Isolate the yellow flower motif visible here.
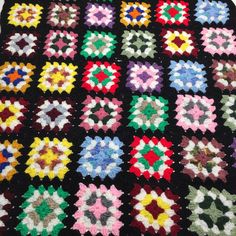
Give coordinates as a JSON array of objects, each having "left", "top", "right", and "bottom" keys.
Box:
[
  {"left": 0, "top": 62, "right": 35, "bottom": 93},
  {"left": 38, "top": 62, "right": 78, "bottom": 94},
  {"left": 0, "top": 140, "right": 23, "bottom": 181},
  {"left": 120, "top": 2, "right": 151, "bottom": 27},
  {"left": 8, "top": 3, "right": 43, "bottom": 28},
  {"left": 25, "top": 137, "right": 72, "bottom": 180}
]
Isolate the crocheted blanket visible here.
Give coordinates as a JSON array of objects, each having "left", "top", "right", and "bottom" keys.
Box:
[{"left": 0, "top": 0, "right": 236, "bottom": 236}]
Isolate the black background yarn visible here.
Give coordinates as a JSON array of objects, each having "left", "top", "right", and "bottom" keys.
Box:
[{"left": 0, "top": 0, "right": 236, "bottom": 235}]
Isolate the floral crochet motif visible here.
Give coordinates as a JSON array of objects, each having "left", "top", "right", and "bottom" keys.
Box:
[
  {"left": 33, "top": 98, "right": 74, "bottom": 132},
  {"left": 195, "top": 0, "right": 229, "bottom": 24},
  {"left": 72, "top": 183, "right": 123, "bottom": 236},
  {"left": 8, "top": 3, "right": 43, "bottom": 28},
  {"left": 128, "top": 95, "right": 169, "bottom": 132},
  {"left": 187, "top": 186, "right": 236, "bottom": 236},
  {"left": 77, "top": 136, "right": 123, "bottom": 179},
  {"left": 212, "top": 60, "right": 236, "bottom": 91},
  {"left": 0, "top": 140, "right": 23, "bottom": 181},
  {"left": 16, "top": 185, "right": 69, "bottom": 236},
  {"left": 201, "top": 27, "right": 236, "bottom": 56},
  {"left": 130, "top": 136, "right": 174, "bottom": 181},
  {"left": 126, "top": 61, "right": 163, "bottom": 93},
  {"left": 175, "top": 95, "right": 217, "bottom": 133},
  {"left": 25, "top": 137, "right": 72, "bottom": 180},
  {"left": 156, "top": 0, "right": 189, "bottom": 25},
  {"left": 120, "top": 2, "right": 151, "bottom": 27},
  {"left": 131, "top": 184, "right": 181, "bottom": 235},
  {"left": 121, "top": 30, "right": 156, "bottom": 58},
  {"left": 81, "top": 31, "right": 117, "bottom": 59},
  {"left": 4, "top": 32, "right": 38, "bottom": 58},
  {"left": 47, "top": 3, "right": 79, "bottom": 29},
  {"left": 44, "top": 30, "right": 78, "bottom": 59},
  {"left": 82, "top": 61, "right": 121, "bottom": 94},
  {"left": 80, "top": 96, "right": 122, "bottom": 132},
  {"left": 85, "top": 3, "right": 115, "bottom": 28},
  {"left": 38, "top": 62, "right": 78, "bottom": 94},
  {"left": 0, "top": 97, "right": 28, "bottom": 133},
  {"left": 169, "top": 60, "right": 207, "bottom": 93},
  {"left": 0, "top": 62, "right": 35, "bottom": 93},
  {"left": 161, "top": 29, "right": 198, "bottom": 56},
  {"left": 180, "top": 136, "right": 227, "bottom": 182},
  {"left": 221, "top": 95, "right": 236, "bottom": 131}
]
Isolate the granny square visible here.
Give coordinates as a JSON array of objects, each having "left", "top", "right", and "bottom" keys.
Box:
[
  {"left": 8, "top": 3, "right": 43, "bottom": 28},
  {"left": 201, "top": 28, "right": 236, "bottom": 56},
  {"left": 0, "top": 62, "right": 35, "bottom": 93},
  {"left": 80, "top": 96, "right": 123, "bottom": 132},
  {"left": 47, "top": 3, "right": 79, "bottom": 28},
  {"left": 128, "top": 95, "right": 169, "bottom": 132},
  {"left": 16, "top": 185, "right": 69, "bottom": 236},
  {"left": 156, "top": 0, "right": 189, "bottom": 25},
  {"left": 175, "top": 95, "right": 217, "bottom": 133},
  {"left": 126, "top": 61, "right": 163, "bottom": 93},
  {"left": 77, "top": 136, "right": 123, "bottom": 180},
  {"left": 129, "top": 136, "right": 174, "bottom": 181},
  {"left": 130, "top": 184, "right": 181, "bottom": 235},
  {"left": 25, "top": 137, "right": 72, "bottom": 180},
  {"left": 120, "top": 1, "right": 151, "bottom": 27},
  {"left": 72, "top": 183, "right": 123, "bottom": 236}
]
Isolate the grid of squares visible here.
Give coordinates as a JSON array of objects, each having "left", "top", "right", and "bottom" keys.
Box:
[{"left": 0, "top": 0, "right": 236, "bottom": 235}]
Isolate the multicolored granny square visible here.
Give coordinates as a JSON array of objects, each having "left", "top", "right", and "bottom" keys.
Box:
[
  {"left": 0, "top": 97, "right": 28, "bottom": 133},
  {"left": 121, "top": 30, "right": 156, "bottom": 58},
  {"left": 161, "top": 29, "right": 198, "bottom": 56},
  {"left": 38, "top": 62, "right": 78, "bottom": 94},
  {"left": 81, "top": 31, "right": 117, "bottom": 59},
  {"left": 128, "top": 95, "right": 169, "bottom": 132},
  {"left": 47, "top": 3, "right": 79, "bottom": 29},
  {"left": 130, "top": 184, "right": 181, "bottom": 235},
  {"left": 201, "top": 28, "right": 236, "bottom": 56},
  {"left": 16, "top": 185, "right": 69, "bottom": 236},
  {"left": 0, "top": 192, "right": 11, "bottom": 232},
  {"left": 175, "top": 95, "right": 217, "bottom": 133},
  {"left": 0, "top": 140, "right": 23, "bottom": 181},
  {"left": 180, "top": 136, "right": 227, "bottom": 182},
  {"left": 85, "top": 3, "right": 115, "bottom": 28},
  {"left": 25, "top": 137, "right": 72, "bottom": 180},
  {"left": 77, "top": 136, "right": 123, "bottom": 179},
  {"left": 212, "top": 60, "right": 236, "bottom": 91},
  {"left": 33, "top": 98, "right": 74, "bottom": 132},
  {"left": 82, "top": 61, "right": 121, "bottom": 94},
  {"left": 221, "top": 95, "right": 236, "bottom": 131},
  {"left": 231, "top": 138, "right": 236, "bottom": 168},
  {"left": 126, "top": 61, "right": 163, "bottom": 93},
  {"left": 8, "top": 3, "right": 43, "bottom": 28},
  {"left": 0, "top": 62, "right": 35, "bottom": 93},
  {"left": 187, "top": 186, "right": 236, "bottom": 236},
  {"left": 80, "top": 96, "right": 122, "bottom": 132},
  {"left": 4, "top": 32, "right": 38, "bottom": 57},
  {"left": 72, "top": 183, "right": 123, "bottom": 236},
  {"left": 195, "top": 0, "right": 229, "bottom": 24},
  {"left": 156, "top": 0, "right": 189, "bottom": 25},
  {"left": 44, "top": 30, "right": 78, "bottom": 59},
  {"left": 169, "top": 60, "right": 207, "bottom": 93},
  {"left": 130, "top": 136, "right": 174, "bottom": 181},
  {"left": 120, "top": 2, "right": 151, "bottom": 27}
]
